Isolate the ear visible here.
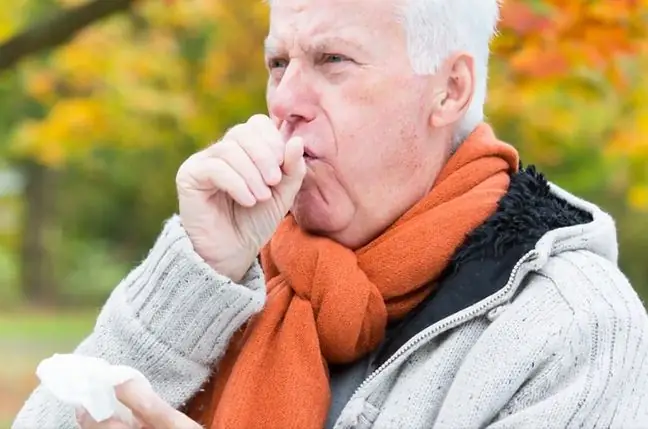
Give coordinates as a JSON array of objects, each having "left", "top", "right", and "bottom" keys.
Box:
[{"left": 429, "top": 52, "right": 475, "bottom": 128}]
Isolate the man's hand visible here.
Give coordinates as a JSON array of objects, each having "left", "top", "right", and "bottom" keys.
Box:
[
  {"left": 176, "top": 114, "right": 307, "bottom": 282},
  {"left": 75, "top": 378, "right": 201, "bottom": 429}
]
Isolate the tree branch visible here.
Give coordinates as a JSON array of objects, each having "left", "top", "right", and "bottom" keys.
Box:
[{"left": 0, "top": 0, "right": 139, "bottom": 72}]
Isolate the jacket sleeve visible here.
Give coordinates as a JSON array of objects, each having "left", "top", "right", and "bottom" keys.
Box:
[
  {"left": 485, "top": 256, "right": 648, "bottom": 429},
  {"left": 12, "top": 215, "right": 267, "bottom": 429}
]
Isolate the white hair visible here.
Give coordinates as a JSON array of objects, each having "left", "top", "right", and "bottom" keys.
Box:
[{"left": 399, "top": 0, "right": 500, "bottom": 149}]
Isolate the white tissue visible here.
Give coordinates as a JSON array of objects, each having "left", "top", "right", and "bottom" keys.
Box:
[{"left": 36, "top": 353, "right": 150, "bottom": 424}]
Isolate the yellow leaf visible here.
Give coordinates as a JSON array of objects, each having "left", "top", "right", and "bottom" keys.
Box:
[
  {"left": 200, "top": 50, "right": 232, "bottom": 92},
  {"left": 10, "top": 121, "right": 66, "bottom": 167},
  {"left": 628, "top": 185, "right": 648, "bottom": 212},
  {"left": 47, "top": 98, "right": 106, "bottom": 138},
  {"left": 36, "top": 137, "right": 66, "bottom": 167}
]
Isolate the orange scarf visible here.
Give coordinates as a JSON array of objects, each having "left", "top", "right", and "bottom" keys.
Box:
[{"left": 185, "top": 123, "right": 519, "bottom": 428}]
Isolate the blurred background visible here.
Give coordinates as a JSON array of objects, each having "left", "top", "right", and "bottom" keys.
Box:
[{"left": 0, "top": 0, "right": 646, "bottom": 426}]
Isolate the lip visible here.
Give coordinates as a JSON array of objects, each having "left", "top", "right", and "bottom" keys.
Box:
[
  {"left": 303, "top": 146, "right": 317, "bottom": 159},
  {"left": 303, "top": 153, "right": 318, "bottom": 165}
]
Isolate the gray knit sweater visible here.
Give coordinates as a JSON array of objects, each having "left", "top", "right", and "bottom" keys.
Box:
[{"left": 12, "top": 181, "right": 648, "bottom": 429}]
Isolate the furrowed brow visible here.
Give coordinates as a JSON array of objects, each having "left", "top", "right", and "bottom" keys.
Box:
[
  {"left": 310, "top": 36, "right": 367, "bottom": 55},
  {"left": 263, "top": 35, "right": 368, "bottom": 57}
]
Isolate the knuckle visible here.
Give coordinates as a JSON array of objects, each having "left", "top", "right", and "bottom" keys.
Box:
[
  {"left": 175, "top": 169, "right": 187, "bottom": 187},
  {"left": 176, "top": 154, "right": 201, "bottom": 182},
  {"left": 224, "top": 123, "right": 248, "bottom": 140},
  {"left": 206, "top": 140, "right": 227, "bottom": 156},
  {"left": 234, "top": 133, "right": 271, "bottom": 156},
  {"left": 210, "top": 141, "right": 245, "bottom": 165},
  {"left": 249, "top": 115, "right": 281, "bottom": 141},
  {"left": 247, "top": 113, "right": 270, "bottom": 125},
  {"left": 235, "top": 136, "right": 258, "bottom": 152},
  {"left": 201, "top": 141, "right": 239, "bottom": 164}
]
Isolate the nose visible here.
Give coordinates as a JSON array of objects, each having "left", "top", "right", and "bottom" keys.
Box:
[{"left": 267, "top": 61, "right": 317, "bottom": 127}]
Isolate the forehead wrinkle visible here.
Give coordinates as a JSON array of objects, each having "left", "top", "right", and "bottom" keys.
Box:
[
  {"left": 312, "top": 35, "right": 367, "bottom": 53},
  {"left": 264, "top": 32, "right": 370, "bottom": 58}
]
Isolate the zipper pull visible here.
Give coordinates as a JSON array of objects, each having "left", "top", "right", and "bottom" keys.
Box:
[{"left": 486, "top": 304, "right": 508, "bottom": 322}]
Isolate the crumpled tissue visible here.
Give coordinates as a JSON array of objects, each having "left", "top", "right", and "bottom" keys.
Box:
[{"left": 36, "top": 353, "right": 150, "bottom": 424}]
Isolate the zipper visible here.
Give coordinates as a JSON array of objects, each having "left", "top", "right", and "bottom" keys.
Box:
[{"left": 342, "top": 249, "right": 539, "bottom": 410}]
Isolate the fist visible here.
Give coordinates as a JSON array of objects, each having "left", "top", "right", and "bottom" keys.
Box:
[{"left": 175, "top": 114, "right": 306, "bottom": 282}]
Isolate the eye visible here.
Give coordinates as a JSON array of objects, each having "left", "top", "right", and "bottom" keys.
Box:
[
  {"left": 322, "top": 54, "right": 351, "bottom": 64},
  {"left": 267, "top": 57, "right": 288, "bottom": 69}
]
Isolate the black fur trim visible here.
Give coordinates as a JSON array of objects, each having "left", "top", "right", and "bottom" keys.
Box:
[{"left": 449, "top": 164, "right": 593, "bottom": 270}]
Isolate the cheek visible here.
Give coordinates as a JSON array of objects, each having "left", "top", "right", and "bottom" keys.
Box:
[
  {"left": 324, "top": 72, "right": 428, "bottom": 179},
  {"left": 334, "top": 114, "right": 424, "bottom": 187},
  {"left": 337, "top": 81, "right": 425, "bottom": 158},
  {"left": 341, "top": 72, "right": 425, "bottom": 133}
]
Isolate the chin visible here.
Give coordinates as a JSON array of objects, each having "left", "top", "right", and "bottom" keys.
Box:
[{"left": 290, "top": 187, "right": 354, "bottom": 238}]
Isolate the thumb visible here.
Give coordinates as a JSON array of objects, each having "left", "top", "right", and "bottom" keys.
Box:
[
  {"left": 281, "top": 136, "right": 306, "bottom": 179},
  {"left": 275, "top": 136, "right": 306, "bottom": 207}
]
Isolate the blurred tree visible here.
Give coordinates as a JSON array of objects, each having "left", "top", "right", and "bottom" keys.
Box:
[
  {"left": 491, "top": 0, "right": 648, "bottom": 195},
  {"left": 1, "top": 0, "right": 141, "bottom": 305},
  {"left": 0, "top": 0, "right": 646, "bottom": 305},
  {"left": 0, "top": 0, "right": 138, "bottom": 72},
  {"left": 2, "top": 0, "right": 269, "bottom": 305},
  {"left": 489, "top": 0, "right": 648, "bottom": 293}
]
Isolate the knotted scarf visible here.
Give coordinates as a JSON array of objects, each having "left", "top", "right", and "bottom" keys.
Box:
[{"left": 185, "top": 123, "right": 519, "bottom": 428}]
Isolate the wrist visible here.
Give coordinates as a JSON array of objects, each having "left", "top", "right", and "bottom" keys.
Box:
[{"left": 206, "top": 253, "right": 257, "bottom": 284}]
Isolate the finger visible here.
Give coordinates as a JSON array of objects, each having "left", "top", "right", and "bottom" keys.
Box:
[
  {"left": 115, "top": 379, "right": 202, "bottom": 429},
  {"left": 246, "top": 114, "right": 285, "bottom": 164},
  {"left": 181, "top": 155, "right": 257, "bottom": 207},
  {"left": 226, "top": 123, "right": 283, "bottom": 187},
  {"left": 275, "top": 137, "right": 306, "bottom": 208},
  {"left": 75, "top": 408, "right": 133, "bottom": 429},
  {"left": 210, "top": 140, "right": 272, "bottom": 201},
  {"left": 201, "top": 158, "right": 257, "bottom": 207},
  {"left": 282, "top": 136, "right": 306, "bottom": 179}
]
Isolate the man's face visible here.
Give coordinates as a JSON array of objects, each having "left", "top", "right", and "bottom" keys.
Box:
[{"left": 265, "top": 0, "right": 452, "bottom": 248}]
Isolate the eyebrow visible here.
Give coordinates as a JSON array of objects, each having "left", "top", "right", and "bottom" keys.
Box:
[
  {"left": 264, "top": 36, "right": 367, "bottom": 56},
  {"left": 264, "top": 37, "right": 281, "bottom": 55}
]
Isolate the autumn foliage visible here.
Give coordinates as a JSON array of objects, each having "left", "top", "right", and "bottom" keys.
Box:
[
  {"left": 2, "top": 0, "right": 645, "bottom": 206},
  {"left": 498, "top": 1, "right": 644, "bottom": 81},
  {"left": 491, "top": 0, "right": 648, "bottom": 211},
  {"left": 0, "top": 0, "right": 646, "bottom": 304}
]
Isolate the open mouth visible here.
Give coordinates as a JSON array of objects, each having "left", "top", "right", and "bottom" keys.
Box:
[{"left": 303, "top": 148, "right": 317, "bottom": 160}]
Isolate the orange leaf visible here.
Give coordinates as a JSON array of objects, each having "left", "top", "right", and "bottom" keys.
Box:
[
  {"left": 499, "top": 2, "right": 552, "bottom": 35},
  {"left": 509, "top": 45, "right": 569, "bottom": 78}
]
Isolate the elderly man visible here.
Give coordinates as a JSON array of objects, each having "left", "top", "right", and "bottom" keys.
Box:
[{"left": 13, "top": 0, "right": 648, "bottom": 428}]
